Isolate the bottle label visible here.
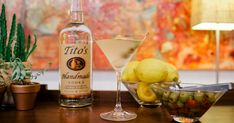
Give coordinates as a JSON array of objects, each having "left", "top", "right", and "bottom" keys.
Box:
[{"left": 60, "top": 43, "right": 91, "bottom": 97}]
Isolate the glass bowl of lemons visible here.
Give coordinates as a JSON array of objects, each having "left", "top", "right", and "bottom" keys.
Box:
[
  {"left": 122, "top": 58, "right": 179, "bottom": 106},
  {"left": 151, "top": 83, "right": 229, "bottom": 122},
  {"left": 123, "top": 81, "right": 178, "bottom": 106}
]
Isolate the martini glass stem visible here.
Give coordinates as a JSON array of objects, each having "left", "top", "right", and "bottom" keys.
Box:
[{"left": 114, "top": 70, "right": 123, "bottom": 112}]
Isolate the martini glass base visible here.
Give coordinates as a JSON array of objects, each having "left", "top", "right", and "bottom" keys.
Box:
[{"left": 100, "top": 110, "right": 137, "bottom": 121}]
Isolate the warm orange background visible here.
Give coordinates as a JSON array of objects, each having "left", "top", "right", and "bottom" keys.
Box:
[{"left": 2, "top": 0, "right": 234, "bottom": 70}]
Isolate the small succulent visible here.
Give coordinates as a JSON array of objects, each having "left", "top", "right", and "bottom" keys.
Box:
[
  {"left": 10, "top": 58, "right": 52, "bottom": 85},
  {"left": 11, "top": 58, "right": 32, "bottom": 85}
]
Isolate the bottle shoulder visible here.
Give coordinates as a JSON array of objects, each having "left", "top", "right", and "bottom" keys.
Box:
[
  {"left": 60, "top": 23, "right": 92, "bottom": 35},
  {"left": 59, "top": 23, "right": 93, "bottom": 43}
]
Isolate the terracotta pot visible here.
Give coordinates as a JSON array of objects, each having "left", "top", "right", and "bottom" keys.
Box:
[
  {"left": 11, "top": 82, "right": 40, "bottom": 110},
  {"left": 0, "top": 85, "right": 6, "bottom": 105},
  {"left": 2, "top": 62, "right": 32, "bottom": 106}
]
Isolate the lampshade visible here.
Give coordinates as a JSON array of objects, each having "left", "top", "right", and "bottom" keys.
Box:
[{"left": 191, "top": 0, "right": 234, "bottom": 30}]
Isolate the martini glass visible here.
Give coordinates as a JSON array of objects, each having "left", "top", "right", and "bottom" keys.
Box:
[{"left": 96, "top": 34, "right": 146, "bottom": 121}]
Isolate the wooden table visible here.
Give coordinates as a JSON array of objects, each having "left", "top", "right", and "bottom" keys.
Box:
[{"left": 0, "top": 89, "right": 234, "bottom": 123}]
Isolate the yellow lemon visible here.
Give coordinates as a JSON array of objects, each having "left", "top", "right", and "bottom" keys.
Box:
[
  {"left": 137, "top": 83, "right": 157, "bottom": 102},
  {"left": 135, "top": 58, "right": 168, "bottom": 83},
  {"left": 122, "top": 61, "right": 140, "bottom": 83},
  {"left": 163, "top": 63, "right": 179, "bottom": 82}
]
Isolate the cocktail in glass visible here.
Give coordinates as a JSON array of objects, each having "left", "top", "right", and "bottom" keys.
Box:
[{"left": 96, "top": 34, "right": 146, "bottom": 121}]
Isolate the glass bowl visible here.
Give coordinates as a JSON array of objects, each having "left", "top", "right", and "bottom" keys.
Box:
[
  {"left": 151, "top": 83, "right": 229, "bottom": 123},
  {"left": 123, "top": 81, "right": 178, "bottom": 106}
]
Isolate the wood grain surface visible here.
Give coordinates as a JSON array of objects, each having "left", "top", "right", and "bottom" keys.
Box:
[{"left": 0, "top": 85, "right": 233, "bottom": 123}]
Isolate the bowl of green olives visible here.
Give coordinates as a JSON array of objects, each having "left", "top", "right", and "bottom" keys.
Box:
[{"left": 151, "top": 83, "right": 230, "bottom": 123}]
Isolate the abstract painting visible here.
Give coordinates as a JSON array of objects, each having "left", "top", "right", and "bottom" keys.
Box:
[{"left": 1, "top": 0, "right": 234, "bottom": 70}]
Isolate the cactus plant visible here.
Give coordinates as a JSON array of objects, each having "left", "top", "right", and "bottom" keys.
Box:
[
  {"left": 0, "top": 3, "right": 40, "bottom": 86},
  {"left": 5, "top": 14, "right": 16, "bottom": 61},
  {"left": 0, "top": 4, "right": 7, "bottom": 59},
  {"left": 0, "top": 4, "right": 37, "bottom": 62}
]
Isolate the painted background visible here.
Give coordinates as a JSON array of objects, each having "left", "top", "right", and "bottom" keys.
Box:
[{"left": 1, "top": 0, "right": 234, "bottom": 70}]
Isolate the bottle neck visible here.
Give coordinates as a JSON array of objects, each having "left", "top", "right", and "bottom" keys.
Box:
[{"left": 71, "top": 11, "right": 84, "bottom": 23}]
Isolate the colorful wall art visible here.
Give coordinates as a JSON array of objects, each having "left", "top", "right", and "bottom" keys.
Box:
[{"left": 1, "top": 0, "right": 234, "bottom": 70}]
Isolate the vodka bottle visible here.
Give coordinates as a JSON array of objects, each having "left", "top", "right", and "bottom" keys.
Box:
[{"left": 59, "top": 0, "right": 93, "bottom": 107}]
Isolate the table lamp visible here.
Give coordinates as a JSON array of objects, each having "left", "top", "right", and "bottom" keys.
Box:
[{"left": 191, "top": 0, "right": 234, "bottom": 83}]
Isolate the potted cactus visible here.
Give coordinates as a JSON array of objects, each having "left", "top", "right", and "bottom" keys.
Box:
[{"left": 0, "top": 4, "right": 40, "bottom": 110}]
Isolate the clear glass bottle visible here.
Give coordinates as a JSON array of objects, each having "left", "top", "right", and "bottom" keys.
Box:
[{"left": 59, "top": 0, "right": 93, "bottom": 107}]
